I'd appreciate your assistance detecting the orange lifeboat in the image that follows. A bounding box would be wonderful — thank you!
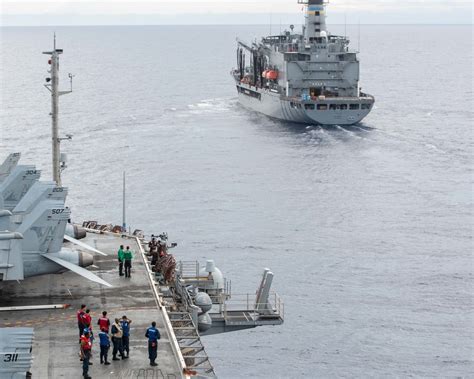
[266,70,278,80]
[262,70,269,78]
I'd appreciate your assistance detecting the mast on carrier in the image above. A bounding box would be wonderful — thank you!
[42,34,73,186]
[298,0,328,42]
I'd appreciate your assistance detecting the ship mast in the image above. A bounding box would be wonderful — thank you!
[42,34,73,186]
[122,171,127,232]
[298,0,328,42]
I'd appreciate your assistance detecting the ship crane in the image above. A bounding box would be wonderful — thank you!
[236,38,253,52]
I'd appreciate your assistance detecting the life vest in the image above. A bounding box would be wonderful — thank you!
[98,317,109,331]
[120,320,130,337]
[98,331,110,347]
[80,335,92,351]
[83,313,92,327]
[146,327,160,342]
[77,310,85,323]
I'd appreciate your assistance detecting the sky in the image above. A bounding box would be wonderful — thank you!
[1,0,473,26]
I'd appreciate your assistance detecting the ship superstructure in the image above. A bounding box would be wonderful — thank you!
[232,0,374,125]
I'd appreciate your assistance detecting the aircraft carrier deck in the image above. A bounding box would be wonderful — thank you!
[0,40,283,378]
[0,232,186,378]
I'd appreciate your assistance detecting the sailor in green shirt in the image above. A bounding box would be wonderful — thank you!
[123,246,134,278]
[118,245,125,276]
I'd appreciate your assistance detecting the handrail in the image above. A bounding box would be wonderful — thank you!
[282,95,374,102]
[177,260,200,277]
[221,291,284,322]
[134,235,188,378]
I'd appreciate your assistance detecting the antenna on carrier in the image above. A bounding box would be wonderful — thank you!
[42,33,74,186]
[122,171,127,233]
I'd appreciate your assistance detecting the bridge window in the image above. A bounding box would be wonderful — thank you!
[329,104,339,110]
[305,104,315,110]
[317,104,328,110]
[350,104,360,110]
[361,104,371,109]
[340,104,348,110]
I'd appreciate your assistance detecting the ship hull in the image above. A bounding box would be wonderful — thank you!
[236,84,373,126]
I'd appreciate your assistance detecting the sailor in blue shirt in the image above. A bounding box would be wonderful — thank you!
[98,328,111,365]
[145,321,161,366]
[120,315,132,358]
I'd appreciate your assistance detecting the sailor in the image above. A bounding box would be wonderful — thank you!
[120,315,132,358]
[97,311,110,333]
[145,321,161,366]
[148,236,157,252]
[158,241,165,258]
[80,330,92,379]
[77,304,87,342]
[98,328,111,365]
[111,318,125,360]
[117,245,125,276]
[84,309,94,346]
[83,309,92,329]
[123,246,133,278]
[149,237,158,266]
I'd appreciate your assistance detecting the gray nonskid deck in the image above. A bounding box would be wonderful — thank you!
[0,233,183,378]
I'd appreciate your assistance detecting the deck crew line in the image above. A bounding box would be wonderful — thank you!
[232,0,375,125]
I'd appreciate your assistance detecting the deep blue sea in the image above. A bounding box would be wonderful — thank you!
[1,25,472,378]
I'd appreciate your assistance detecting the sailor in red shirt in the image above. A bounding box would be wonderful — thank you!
[77,304,87,342]
[80,330,92,379]
[83,309,92,329]
[98,311,110,333]
[81,309,96,351]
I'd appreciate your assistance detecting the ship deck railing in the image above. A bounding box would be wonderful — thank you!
[235,80,374,103]
[279,44,349,54]
[220,292,284,326]
[283,93,374,103]
[146,256,218,376]
[264,38,350,54]
[176,260,232,300]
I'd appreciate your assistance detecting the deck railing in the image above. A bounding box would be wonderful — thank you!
[222,292,284,322]
[176,260,231,303]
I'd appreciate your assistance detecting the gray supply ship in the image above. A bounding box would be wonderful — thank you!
[232,0,375,125]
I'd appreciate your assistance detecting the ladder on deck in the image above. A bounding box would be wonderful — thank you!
[167,311,215,376]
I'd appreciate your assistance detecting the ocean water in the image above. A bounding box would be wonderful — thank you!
[0,25,472,378]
